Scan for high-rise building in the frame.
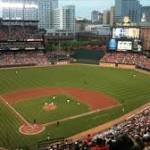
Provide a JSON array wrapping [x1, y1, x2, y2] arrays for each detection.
[[0, 0, 38, 21], [38, 0, 58, 31], [53, 5, 75, 32], [98, 13, 103, 24], [142, 6, 150, 22], [110, 6, 115, 26], [103, 10, 110, 25], [91, 10, 99, 24], [115, 0, 142, 23]]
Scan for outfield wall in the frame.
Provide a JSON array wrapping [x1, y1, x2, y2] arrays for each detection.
[[55, 61, 70, 65], [99, 62, 136, 69], [99, 63, 116, 68], [118, 64, 135, 69]]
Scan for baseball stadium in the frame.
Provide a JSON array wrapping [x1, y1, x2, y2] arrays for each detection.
[[0, 0, 150, 150]]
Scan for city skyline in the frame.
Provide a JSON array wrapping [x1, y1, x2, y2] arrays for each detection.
[[59, 0, 150, 19]]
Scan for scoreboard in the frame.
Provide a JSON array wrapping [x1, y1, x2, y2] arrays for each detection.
[[108, 26, 142, 52]]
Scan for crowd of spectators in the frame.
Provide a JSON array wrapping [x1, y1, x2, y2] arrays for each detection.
[[0, 51, 48, 66], [0, 51, 150, 70], [0, 25, 44, 51], [0, 25, 43, 41], [0, 50, 71, 67], [38, 106, 150, 150], [100, 52, 139, 65], [137, 55, 150, 71], [100, 52, 150, 71]]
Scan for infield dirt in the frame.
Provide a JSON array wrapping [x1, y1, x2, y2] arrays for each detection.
[[2, 87, 119, 110]]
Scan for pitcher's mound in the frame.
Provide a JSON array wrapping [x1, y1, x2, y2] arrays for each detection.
[[19, 124, 45, 135], [43, 102, 57, 111]]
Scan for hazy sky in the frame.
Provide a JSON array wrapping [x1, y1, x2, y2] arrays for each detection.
[[59, 0, 150, 19]]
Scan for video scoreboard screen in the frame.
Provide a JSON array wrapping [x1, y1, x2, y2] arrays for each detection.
[[113, 27, 140, 39], [108, 39, 142, 52]]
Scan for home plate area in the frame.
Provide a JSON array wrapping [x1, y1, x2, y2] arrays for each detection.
[[19, 124, 45, 135]]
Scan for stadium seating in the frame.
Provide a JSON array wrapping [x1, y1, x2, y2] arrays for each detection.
[[0, 51, 48, 67], [0, 25, 42, 41], [100, 52, 150, 71], [0, 24, 44, 50], [0, 51, 150, 71], [0, 50, 71, 67]]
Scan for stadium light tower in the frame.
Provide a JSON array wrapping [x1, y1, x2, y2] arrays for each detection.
[[0, 0, 38, 21]]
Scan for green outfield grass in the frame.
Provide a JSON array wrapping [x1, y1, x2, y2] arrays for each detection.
[[0, 64, 150, 149], [14, 95, 90, 124]]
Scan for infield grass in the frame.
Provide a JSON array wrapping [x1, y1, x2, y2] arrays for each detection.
[[14, 95, 90, 124]]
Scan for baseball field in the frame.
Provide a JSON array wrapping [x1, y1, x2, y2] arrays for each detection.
[[0, 64, 150, 149]]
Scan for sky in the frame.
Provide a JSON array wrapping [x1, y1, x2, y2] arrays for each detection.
[[59, 0, 150, 19]]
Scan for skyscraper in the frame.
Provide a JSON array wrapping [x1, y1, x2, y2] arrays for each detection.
[[103, 10, 110, 25], [91, 10, 99, 24], [98, 13, 103, 24], [53, 5, 75, 32], [142, 6, 150, 22], [115, 0, 142, 23], [110, 6, 115, 26], [38, 0, 58, 31]]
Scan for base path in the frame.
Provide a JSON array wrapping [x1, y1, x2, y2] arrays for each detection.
[[2, 87, 119, 110], [0, 95, 30, 125]]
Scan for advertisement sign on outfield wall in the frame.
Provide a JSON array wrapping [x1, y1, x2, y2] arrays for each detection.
[[109, 38, 117, 50]]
